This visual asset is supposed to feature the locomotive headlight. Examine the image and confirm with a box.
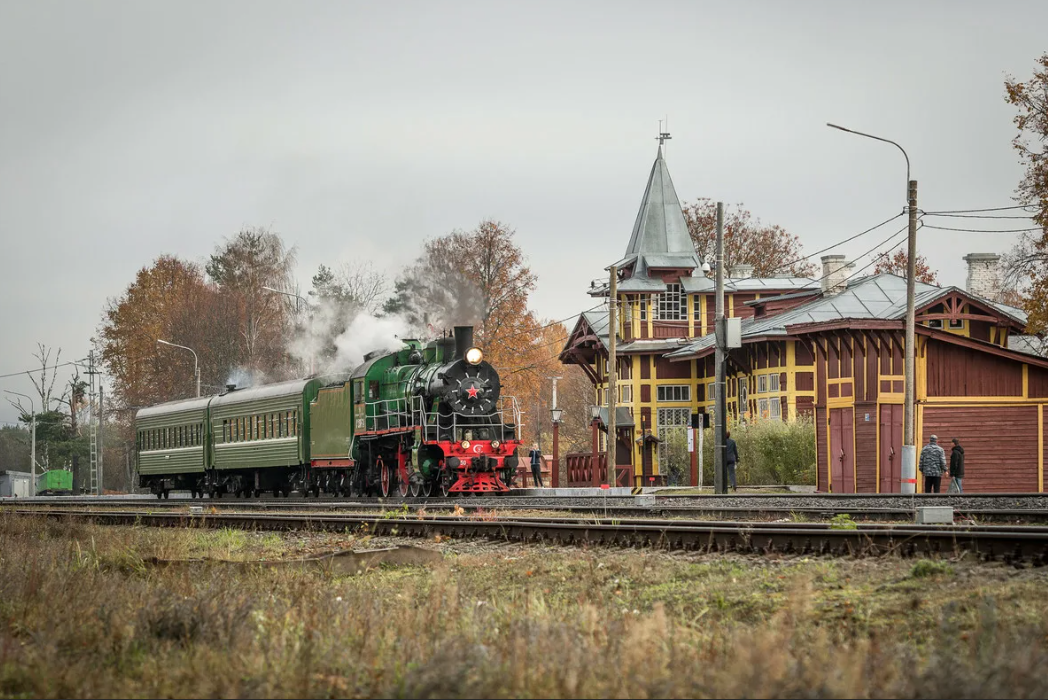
[461,440,471,450]
[465,347,484,365]
[491,440,501,450]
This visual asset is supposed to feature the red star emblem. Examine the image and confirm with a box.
[466,384,479,399]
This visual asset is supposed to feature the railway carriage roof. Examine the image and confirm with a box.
[208,378,317,408]
[136,395,215,420]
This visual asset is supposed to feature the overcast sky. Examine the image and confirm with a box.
[1,0,1045,424]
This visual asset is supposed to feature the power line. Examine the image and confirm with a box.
[923,204,1037,214]
[717,211,905,287]
[0,360,83,381]
[923,224,1044,234]
[792,221,915,292]
[922,212,1034,220]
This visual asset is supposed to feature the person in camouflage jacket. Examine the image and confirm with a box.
[918,434,947,493]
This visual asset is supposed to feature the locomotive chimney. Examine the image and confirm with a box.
[453,326,474,361]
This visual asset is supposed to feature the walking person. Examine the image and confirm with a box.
[528,443,544,488]
[948,438,965,493]
[726,430,739,492]
[918,434,947,493]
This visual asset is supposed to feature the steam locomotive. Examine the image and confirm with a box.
[135,326,522,498]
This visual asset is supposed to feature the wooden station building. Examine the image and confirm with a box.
[561,145,1048,493]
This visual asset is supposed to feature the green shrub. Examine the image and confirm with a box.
[911,560,954,578]
[695,416,816,486]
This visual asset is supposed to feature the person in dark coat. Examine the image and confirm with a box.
[528,443,544,488]
[918,434,947,493]
[726,430,740,492]
[948,438,965,493]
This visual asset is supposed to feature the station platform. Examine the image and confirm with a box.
[509,487,636,497]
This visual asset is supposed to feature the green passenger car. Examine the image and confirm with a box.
[136,395,213,497]
[208,378,323,496]
[36,469,73,495]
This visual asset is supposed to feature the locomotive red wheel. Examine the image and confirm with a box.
[380,463,391,498]
[421,479,433,498]
[398,471,409,498]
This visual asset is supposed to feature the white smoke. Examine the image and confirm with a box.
[224,366,268,389]
[330,312,411,372]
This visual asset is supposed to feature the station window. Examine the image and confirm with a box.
[770,397,781,419]
[655,283,686,321]
[758,375,768,393]
[949,318,964,329]
[656,385,691,402]
[758,398,769,418]
[620,384,632,403]
[639,296,647,322]
[769,374,780,393]
[928,319,944,329]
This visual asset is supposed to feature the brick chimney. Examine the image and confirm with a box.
[820,255,853,295]
[963,253,1001,300]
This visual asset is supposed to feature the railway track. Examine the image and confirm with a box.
[7,496,1048,523]
[9,507,1048,564]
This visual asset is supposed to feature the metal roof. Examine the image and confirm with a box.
[665,273,945,358]
[1009,334,1047,358]
[624,146,694,258]
[597,407,636,428]
[136,394,216,419]
[209,378,316,408]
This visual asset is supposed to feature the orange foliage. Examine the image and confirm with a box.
[683,199,818,278]
[872,249,939,284]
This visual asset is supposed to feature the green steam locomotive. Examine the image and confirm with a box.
[136,326,522,498]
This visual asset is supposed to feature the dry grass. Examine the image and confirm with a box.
[2,513,1048,698]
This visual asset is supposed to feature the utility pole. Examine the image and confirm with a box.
[87,350,98,496]
[902,179,919,494]
[98,385,104,496]
[607,265,618,487]
[714,202,728,495]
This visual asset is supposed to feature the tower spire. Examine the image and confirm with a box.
[655,118,671,147]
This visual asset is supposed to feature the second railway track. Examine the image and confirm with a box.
[10,507,1048,565]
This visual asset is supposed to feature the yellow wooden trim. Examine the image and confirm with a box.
[786,341,798,418]
[919,401,1048,409]
[1024,365,1029,399]
[687,295,695,338]
[923,395,1029,405]
[1039,404,1044,493]
[916,402,923,493]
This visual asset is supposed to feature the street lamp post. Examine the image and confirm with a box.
[263,287,314,376]
[157,340,200,397]
[551,407,563,489]
[5,390,36,497]
[827,123,918,494]
[549,375,562,489]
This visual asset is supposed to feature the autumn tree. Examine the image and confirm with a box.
[386,220,554,408]
[683,199,818,277]
[873,249,939,284]
[307,262,389,364]
[99,255,240,408]
[1004,52,1048,333]
[206,227,297,380]
[4,345,87,473]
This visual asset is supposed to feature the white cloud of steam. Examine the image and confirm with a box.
[330,312,411,373]
[224,366,268,389]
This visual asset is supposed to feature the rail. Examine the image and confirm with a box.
[10,508,1048,563]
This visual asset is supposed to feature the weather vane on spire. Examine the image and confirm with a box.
[656,117,671,146]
